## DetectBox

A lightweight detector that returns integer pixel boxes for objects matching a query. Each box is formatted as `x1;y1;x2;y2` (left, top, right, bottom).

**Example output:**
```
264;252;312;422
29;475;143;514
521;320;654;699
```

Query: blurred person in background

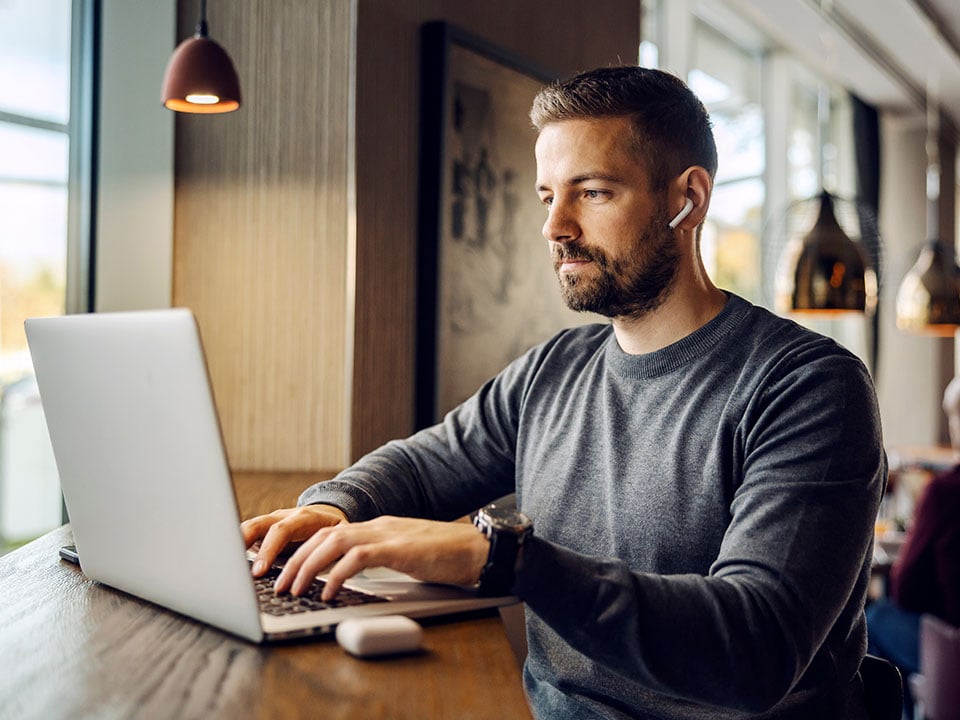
866;377;960;718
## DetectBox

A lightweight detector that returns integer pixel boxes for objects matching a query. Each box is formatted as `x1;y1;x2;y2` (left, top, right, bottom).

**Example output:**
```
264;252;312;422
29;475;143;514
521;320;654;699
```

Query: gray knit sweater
299;294;886;719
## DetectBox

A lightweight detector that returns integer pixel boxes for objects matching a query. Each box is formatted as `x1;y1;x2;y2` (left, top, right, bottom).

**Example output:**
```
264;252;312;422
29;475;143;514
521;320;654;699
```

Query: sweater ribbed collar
604;292;749;379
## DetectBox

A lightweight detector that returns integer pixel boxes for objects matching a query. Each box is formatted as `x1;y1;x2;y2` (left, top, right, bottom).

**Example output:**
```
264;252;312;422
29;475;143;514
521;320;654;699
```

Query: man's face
535;117;681;319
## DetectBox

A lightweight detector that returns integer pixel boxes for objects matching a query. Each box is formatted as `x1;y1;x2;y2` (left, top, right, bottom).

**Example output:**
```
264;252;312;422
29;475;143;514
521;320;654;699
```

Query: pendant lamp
774;85;877;316
896;241;960;336
778;190;875;314
895;90;960;336
161;0;241;114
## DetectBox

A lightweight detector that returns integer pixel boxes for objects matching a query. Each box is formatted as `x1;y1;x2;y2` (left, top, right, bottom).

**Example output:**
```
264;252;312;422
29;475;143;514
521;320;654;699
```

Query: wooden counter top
0;472;532;720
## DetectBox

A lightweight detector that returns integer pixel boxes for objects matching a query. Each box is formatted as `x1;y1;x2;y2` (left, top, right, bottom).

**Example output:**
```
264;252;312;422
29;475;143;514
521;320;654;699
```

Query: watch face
482;504;531;531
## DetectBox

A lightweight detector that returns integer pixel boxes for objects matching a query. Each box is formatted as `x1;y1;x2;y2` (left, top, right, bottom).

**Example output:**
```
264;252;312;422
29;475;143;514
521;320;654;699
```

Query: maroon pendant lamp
161;0;241;114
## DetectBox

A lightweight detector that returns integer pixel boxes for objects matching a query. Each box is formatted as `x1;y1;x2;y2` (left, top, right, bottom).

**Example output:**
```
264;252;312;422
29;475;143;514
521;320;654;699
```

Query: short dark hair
530;66;718;191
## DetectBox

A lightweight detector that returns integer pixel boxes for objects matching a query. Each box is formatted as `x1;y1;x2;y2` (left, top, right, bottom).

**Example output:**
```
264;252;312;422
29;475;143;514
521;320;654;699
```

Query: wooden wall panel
350;0;640;460
173;0;354;471
172;0;639;471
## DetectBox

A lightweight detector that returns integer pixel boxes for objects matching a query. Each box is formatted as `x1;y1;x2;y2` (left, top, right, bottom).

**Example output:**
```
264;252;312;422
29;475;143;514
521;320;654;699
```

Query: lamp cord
925;77;941;241
817;83;831;193
196;0;209;38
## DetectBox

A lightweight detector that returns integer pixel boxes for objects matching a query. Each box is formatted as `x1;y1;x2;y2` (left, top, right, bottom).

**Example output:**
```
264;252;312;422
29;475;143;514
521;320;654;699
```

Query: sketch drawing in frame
416;22;598;428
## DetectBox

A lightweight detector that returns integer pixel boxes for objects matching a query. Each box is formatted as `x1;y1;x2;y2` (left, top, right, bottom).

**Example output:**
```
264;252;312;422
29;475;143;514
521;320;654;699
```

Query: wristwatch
473;502;533;596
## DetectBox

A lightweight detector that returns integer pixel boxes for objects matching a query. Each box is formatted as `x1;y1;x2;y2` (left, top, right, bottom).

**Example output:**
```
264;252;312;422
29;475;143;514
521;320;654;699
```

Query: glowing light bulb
186;93;220;105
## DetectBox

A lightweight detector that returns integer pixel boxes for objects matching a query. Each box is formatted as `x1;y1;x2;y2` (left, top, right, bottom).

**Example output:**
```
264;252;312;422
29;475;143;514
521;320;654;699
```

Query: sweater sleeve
513;350;886;714
296;337;552;520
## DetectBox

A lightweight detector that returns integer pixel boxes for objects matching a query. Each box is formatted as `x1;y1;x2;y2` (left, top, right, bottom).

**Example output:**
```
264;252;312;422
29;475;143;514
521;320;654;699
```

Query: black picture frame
417;22;583;429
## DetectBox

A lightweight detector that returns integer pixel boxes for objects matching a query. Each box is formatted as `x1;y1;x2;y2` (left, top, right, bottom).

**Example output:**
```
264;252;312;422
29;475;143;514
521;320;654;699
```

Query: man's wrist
318;504;350;523
473;503;533;596
304;502;350;523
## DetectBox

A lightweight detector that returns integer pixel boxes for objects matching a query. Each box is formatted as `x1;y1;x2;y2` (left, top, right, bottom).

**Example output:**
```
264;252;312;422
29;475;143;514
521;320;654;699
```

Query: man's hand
273;516;491;601
241;504;349;577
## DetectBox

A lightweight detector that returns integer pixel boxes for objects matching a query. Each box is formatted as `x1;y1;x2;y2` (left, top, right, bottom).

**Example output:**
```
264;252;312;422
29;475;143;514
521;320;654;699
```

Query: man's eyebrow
569;172;624;184
536;172;625;192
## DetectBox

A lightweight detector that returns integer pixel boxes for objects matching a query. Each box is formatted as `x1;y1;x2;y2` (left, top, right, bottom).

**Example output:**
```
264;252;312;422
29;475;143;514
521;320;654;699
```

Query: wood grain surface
0;474;532;720
173;0;355;472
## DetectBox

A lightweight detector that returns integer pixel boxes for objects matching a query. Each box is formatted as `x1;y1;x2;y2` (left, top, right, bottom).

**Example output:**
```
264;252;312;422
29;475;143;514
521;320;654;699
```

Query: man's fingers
276;523;379;596
282;522;372;594
252;521;298;576
240;513;275;546
270;516;489;601
245;506;349;577
274;526;335;591
319;544;385;600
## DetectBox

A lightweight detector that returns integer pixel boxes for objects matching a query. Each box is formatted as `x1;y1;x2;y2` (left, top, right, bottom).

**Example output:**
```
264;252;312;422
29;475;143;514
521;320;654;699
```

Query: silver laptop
25;309;515;642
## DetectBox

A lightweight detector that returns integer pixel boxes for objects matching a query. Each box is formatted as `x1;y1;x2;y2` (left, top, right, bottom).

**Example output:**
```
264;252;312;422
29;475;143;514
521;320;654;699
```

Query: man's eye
584;190;608;200
540;196;553;206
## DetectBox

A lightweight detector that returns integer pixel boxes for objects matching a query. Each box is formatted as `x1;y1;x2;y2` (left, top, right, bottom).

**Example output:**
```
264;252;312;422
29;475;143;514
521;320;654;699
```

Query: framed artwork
416;22;593;428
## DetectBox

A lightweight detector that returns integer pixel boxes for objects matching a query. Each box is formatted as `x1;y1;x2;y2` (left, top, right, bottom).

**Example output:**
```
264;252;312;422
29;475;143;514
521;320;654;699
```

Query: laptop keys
253;567;389;616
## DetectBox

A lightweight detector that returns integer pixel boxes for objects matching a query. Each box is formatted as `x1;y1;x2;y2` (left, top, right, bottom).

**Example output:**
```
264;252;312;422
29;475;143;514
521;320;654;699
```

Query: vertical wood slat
173;0;353;470
173;0;639;471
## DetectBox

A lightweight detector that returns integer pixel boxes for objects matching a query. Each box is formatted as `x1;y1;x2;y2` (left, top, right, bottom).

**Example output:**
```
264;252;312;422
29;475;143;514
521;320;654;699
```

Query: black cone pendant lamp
775;85;877;316
896;241;960;336
895;89;960;336
782;190;874;313
161;0;241;114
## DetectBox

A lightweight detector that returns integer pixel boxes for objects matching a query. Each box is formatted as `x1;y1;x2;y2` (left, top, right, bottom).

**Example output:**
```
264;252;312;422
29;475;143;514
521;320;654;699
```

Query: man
243;66;886;719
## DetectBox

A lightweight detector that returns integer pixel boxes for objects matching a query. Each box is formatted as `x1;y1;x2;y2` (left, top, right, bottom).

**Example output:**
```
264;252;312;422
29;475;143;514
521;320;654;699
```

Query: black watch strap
477;528;521;596
473;504;532;596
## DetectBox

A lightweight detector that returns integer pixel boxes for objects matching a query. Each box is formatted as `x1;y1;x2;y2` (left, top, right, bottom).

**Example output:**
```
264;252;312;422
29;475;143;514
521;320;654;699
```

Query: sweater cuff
514;535;606;609
297;481;382;521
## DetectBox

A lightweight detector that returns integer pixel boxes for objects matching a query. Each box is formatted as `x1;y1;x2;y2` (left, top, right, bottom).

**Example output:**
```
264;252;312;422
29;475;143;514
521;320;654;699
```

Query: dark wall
350;0;640;459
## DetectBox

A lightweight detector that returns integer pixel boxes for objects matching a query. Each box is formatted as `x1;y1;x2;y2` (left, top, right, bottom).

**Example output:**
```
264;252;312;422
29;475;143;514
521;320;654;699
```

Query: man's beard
551;209;682;320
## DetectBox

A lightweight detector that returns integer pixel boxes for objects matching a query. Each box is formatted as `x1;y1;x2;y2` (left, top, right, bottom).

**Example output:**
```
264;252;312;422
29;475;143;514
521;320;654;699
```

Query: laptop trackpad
347;567;479;601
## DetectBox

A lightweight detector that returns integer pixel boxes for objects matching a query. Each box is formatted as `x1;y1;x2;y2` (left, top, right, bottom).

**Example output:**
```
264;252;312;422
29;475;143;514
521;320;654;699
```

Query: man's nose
542;201;580;243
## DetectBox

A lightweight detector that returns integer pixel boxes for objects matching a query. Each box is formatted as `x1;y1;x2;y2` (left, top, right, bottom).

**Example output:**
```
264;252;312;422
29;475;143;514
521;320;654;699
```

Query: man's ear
669;166;712;230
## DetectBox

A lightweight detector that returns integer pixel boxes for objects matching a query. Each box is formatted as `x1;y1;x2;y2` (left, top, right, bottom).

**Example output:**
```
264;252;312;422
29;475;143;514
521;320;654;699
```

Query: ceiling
722;0;960;133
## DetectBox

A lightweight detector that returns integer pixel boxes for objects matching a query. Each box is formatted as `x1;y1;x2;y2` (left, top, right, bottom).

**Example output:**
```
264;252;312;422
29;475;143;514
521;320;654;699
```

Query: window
689;18;765;304
777;71;870;364
639;0;661;68
641;2;766;304
0;0;92;551
642;0;939;448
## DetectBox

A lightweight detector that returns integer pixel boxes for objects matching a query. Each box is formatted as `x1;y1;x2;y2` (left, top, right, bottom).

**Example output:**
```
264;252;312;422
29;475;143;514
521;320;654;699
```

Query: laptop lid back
26;309;264;642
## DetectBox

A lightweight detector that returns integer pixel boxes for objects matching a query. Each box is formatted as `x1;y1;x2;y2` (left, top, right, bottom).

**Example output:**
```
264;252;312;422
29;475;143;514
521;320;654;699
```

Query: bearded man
243;66;886;720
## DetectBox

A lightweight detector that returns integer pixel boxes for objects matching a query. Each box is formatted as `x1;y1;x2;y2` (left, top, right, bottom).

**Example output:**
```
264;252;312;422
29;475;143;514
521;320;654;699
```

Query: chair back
859;653;903;720
916;614;960;720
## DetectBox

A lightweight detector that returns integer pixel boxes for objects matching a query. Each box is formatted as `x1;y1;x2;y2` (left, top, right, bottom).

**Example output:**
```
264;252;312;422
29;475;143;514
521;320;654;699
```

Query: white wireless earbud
667;198;694;229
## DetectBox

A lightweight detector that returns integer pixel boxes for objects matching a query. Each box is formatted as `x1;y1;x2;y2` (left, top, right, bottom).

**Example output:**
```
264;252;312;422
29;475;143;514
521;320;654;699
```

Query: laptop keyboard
253;566;390;616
